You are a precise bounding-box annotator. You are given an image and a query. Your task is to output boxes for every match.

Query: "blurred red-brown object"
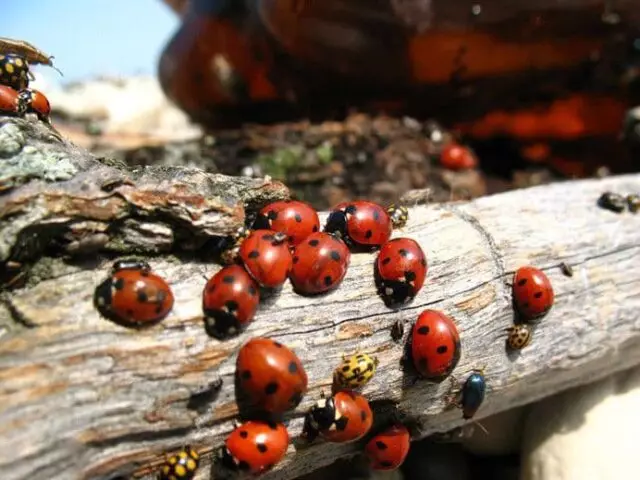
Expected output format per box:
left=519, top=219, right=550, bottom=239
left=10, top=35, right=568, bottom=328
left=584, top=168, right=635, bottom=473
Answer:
left=158, top=0, right=640, bottom=174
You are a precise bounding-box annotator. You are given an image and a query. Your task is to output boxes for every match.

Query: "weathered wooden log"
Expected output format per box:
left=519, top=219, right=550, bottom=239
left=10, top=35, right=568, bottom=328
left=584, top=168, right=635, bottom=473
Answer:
left=1, top=169, right=640, bottom=480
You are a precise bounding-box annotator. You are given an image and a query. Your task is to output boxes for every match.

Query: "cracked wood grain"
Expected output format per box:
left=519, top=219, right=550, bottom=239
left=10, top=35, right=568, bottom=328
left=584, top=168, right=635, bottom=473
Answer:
left=1, top=174, right=640, bottom=480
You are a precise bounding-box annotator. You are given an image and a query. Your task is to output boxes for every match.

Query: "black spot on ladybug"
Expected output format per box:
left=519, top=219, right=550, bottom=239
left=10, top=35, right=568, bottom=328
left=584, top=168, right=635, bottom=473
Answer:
left=405, top=271, right=416, bottom=282
left=330, top=251, right=341, bottom=261
left=268, top=421, right=279, bottom=430
left=256, top=443, right=268, bottom=453
left=437, top=345, right=448, bottom=354
left=324, top=276, right=333, bottom=286
left=273, top=341, right=283, bottom=348
left=288, top=361, right=298, bottom=374
left=345, top=205, right=357, bottom=215
left=239, top=430, right=248, bottom=438
left=293, top=256, right=299, bottom=264
left=294, top=213, right=302, bottom=222
left=380, top=461, right=393, bottom=467
left=309, top=239, right=320, bottom=247
left=137, top=290, right=148, bottom=303
left=262, top=234, right=275, bottom=241
left=248, top=285, right=257, bottom=296
left=335, top=417, right=349, bottom=431
left=241, top=370, right=252, bottom=380
left=417, top=326, right=430, bottom=335
left=248, top=250, right=260, bottom=259
left=376, top=441, right=388, bottom=450
left=534, top=291, right=543, bottom=298
left=382, top=257, right=391, bottom=265
left=265, top=382, right=279, bottom=395
left=114, top=278, right=125, bottom=290
left=342, top=365, right=350, bottom=372
left=365, top=230, right=373, bottom=239
left=222, top=275, right=234, bottom=284
left=360, top=410, right=367, bottom=421
left=312, top=225, right=319, bottom=232
left=356, top=354, right=365, bottom=359
left=268, top=210, right=278, bottom=220
left=399, top=248, right=409, bottom=257
left=225, top=300, right=239, bottom=312
left=517, top=278, right=527, bottom=286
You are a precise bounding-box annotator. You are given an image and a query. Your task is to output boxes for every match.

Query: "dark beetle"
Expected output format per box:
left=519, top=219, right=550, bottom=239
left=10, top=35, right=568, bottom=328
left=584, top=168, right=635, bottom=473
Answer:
left=460, top=370, right=487, bottom=420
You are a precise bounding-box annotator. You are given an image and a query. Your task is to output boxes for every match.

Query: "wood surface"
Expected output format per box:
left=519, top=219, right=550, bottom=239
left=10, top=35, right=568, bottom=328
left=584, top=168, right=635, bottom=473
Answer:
left=2, top=173, right=640, bottom=479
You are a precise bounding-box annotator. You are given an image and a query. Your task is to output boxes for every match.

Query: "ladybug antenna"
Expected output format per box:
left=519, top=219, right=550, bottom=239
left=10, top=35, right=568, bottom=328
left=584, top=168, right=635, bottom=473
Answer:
left=48, top=56, right=64, bottom=76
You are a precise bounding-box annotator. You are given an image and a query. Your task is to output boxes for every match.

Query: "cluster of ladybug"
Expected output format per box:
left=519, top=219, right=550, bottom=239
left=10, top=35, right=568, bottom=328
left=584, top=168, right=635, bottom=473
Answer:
left=93, top=198, right=556, bottom=479
left=0, top=53, right=52, bottom=123
left=598, top=191, right=640, bottom=214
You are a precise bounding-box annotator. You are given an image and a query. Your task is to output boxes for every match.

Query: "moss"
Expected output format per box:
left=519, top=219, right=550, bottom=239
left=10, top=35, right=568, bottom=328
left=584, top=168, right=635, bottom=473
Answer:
left=315, top=141, right=334, bottom=165
left=256, top=145, right=305, bottom=180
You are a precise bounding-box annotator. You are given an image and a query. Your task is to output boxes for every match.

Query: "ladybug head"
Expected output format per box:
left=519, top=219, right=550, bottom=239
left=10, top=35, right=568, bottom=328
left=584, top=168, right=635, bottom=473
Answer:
left=307, top=397, right=336, bottom=431
left=324, top=211, right=347, bottom=238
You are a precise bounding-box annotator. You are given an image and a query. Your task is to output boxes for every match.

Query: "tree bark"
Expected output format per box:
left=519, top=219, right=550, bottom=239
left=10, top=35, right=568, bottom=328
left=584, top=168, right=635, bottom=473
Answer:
left=1, top=153, right=640, bottom=479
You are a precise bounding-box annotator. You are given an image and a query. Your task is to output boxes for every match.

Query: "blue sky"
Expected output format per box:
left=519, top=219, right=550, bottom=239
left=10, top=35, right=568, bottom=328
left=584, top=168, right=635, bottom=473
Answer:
left=4, top=0, right=179, bottom=85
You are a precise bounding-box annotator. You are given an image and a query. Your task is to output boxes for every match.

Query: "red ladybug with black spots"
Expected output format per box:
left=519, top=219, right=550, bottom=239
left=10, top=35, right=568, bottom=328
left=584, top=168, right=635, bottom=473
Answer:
left=364, top=424, right=411, bottom=471
left=410, top=309, right=461, bottom=380
left=253, top=200, right=320, bottom=246
left=235, top=337, right=308, bottom=415
left=94, top=260, right=174, bottom=325
left=219, top=420, right=289, bottom=475
left=376, top=237, right=427, bottom=306
left=324, top=200, right=393, bottom=249
left=289, top=232, right=350, bottom=295
left=18, top=88, right=51, bottom=122
left=239, top=229, right=293, bottom=288
left=303, top=390, right=373, bottom=443
left=0, top=85, right=23, bottom=116
left=512, top=266, right=554, bottom=321
left=202, top=264, right=259, bottom=339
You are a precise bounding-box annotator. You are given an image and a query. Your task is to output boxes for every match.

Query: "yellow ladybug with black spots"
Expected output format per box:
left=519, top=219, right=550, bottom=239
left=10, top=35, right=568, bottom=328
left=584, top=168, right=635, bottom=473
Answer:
left=334, top=352, right=379, bottom=389
left=160, top=446, right=199, bottom=480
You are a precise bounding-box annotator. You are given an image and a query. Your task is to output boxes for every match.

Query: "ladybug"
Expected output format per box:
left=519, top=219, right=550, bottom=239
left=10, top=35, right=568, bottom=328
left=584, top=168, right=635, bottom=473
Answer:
left=376, top=238, right=427, bottom=306
left=18, top=88, right=51, bottom=122
left=160, top=446, right=199, bottom=480
left=219, top=225, right=251, bottom=265
left=220, top=420, right=289, bottom=475
left=239, top=229, right=293, bottom=288
left=439, top=143, right=478, bottom=170
left=364, top=424, right=411, bottom=471
left=627, top=193, right=640, bottom=213
left=598, top=191, right=626, bottom=213
left=512, top=266, right=554, bottom=320
left=333, top=352, right=379, bottom=389
left=253, top=200, right=320, bottom=246
left=235, top=337, right=308, bottom=414
left=447, top=369, right=486, bottom=420
left=324, top=200, right=392, bottom=249
left=0, top=54, right=30, bottom=90
left=0, top=85, right=23, bottom=116
left=410, top=309, right=461, bottom=380
left=202, top=264, right=259, bottom=339
left=94, top=260, right=174, bottom=325
left=506, top=324, right=532, bottom=350
left=387, top=204, right=409, bottom=229
left=303, top=390, right=373, bottom=443
left=289, top=232, right=350, bottom=295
